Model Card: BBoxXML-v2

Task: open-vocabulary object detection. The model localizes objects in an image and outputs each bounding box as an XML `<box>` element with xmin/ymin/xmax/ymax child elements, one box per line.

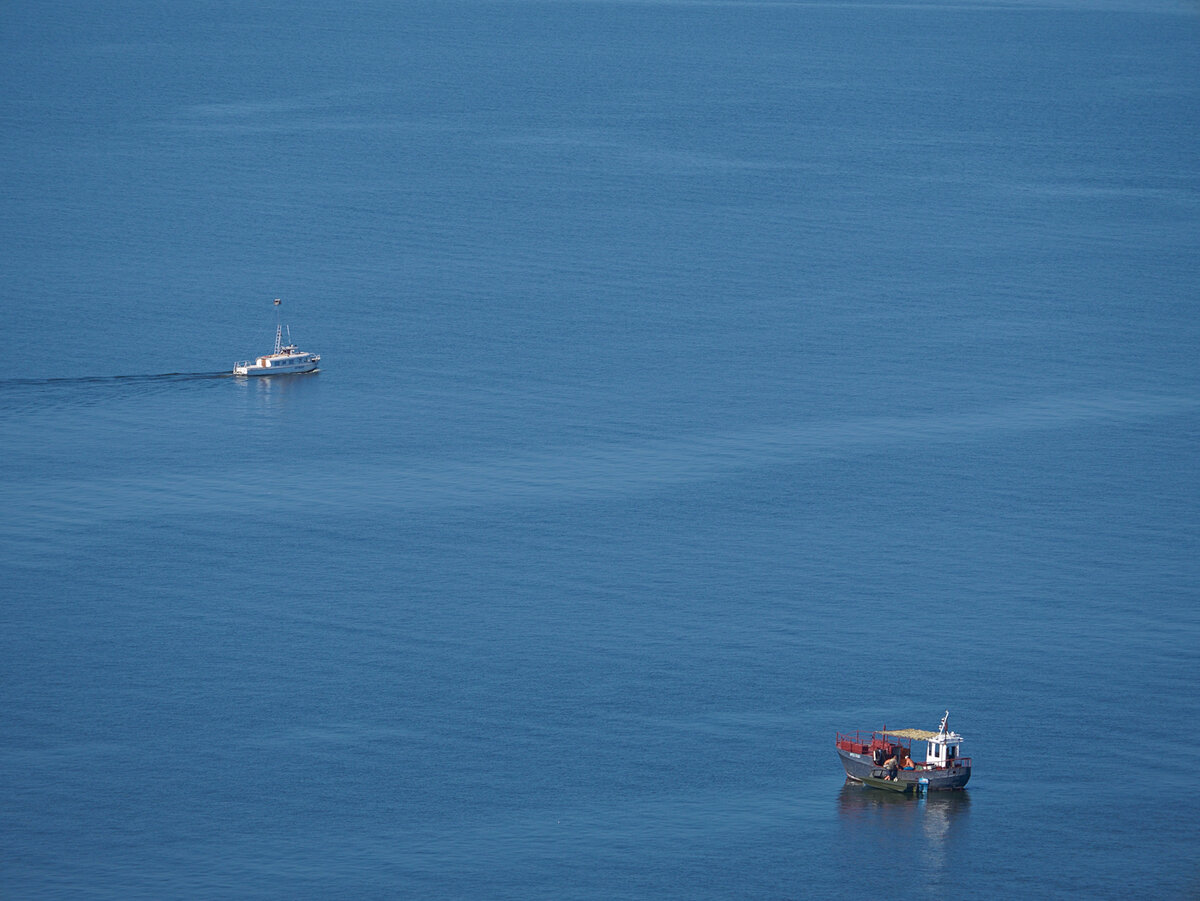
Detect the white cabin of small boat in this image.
<box><xmin>250</xmin><ymin>348</ymin><xmax>317</xmax><ymax>369</ymax></box>
<box><xmin>878</xmin><ymin>711</ymin><xmax>965</xmax><ymax>767</ymax></box>
<box><xmin>924</xmin><ymin>711</ymin><xmax>964</xmax><ymax>766</ymax></box>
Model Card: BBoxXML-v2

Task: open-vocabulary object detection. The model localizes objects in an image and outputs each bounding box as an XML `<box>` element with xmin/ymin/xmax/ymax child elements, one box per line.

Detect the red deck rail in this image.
<box><xmin>835</xmin><ymin>730</ymin><xmax>912</xmax><ymax>755</ymax></box>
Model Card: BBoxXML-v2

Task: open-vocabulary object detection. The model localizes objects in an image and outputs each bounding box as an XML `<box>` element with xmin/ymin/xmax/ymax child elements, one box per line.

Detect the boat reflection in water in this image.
<box><xmin>231</xmin><ymin>364</ymin><xmax>322</xmax><ymax>411</ymax></box>
<box><xmin>837</xmin><ymin>781</ymin><xmax>971</xmax><ymax>882</ymax></box>
<box><xmin>837</xmin><ymin>779</ymin><xmax>972</xmax><ymax>815</ymax></box>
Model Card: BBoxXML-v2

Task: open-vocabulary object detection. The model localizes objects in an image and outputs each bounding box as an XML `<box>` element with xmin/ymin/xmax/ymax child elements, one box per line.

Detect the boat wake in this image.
<box><xmin>0</xmin><ymin>371</ymin><xmax>234</xmax><ymax>415</ymax></box>
<box><xmin>0</xmin><ymin>372</ymin><xmax>232</xmax><ymax>388</ymax></box>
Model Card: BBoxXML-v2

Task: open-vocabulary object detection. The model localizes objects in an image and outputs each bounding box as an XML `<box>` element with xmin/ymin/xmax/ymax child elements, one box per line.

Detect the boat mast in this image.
<box><xmin>273</xmin><ymin>298</ymin><xmax>283</xmax><ymax>354</ymax></box>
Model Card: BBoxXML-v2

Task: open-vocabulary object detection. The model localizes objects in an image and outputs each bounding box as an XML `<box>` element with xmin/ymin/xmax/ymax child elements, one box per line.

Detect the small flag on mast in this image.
<box><xmin>274</xmin><ymin>298</ymin><xmax>281</xmax><ymax>305</ymax></box>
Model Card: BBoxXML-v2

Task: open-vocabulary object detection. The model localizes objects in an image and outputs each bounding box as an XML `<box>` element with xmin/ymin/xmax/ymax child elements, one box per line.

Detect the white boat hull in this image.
<box><xmin>233</xmin><ymin>361</ymin><xmax>319</xmax><ymax>376</ymax></box>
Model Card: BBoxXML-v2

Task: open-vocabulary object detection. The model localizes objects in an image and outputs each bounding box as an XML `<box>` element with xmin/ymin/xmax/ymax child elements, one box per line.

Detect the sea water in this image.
<box><xmin>2</xmin><ymin>1</ymin><xmax>1198</xmax><ymax>897</ymax></box>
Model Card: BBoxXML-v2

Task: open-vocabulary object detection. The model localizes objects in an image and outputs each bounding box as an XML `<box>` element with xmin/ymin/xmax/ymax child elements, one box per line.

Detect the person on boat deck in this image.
<box><xmin>883</xmin><ymin>755</ymin><xmax>899</xmax><ymax>779</ymax></box>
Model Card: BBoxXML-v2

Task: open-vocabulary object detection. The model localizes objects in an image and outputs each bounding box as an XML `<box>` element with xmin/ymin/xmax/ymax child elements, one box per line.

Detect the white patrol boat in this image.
<box><xmin>233</xmin><ymin>302</ymin><xmax>320</xmax><ymax>376</ymax></box>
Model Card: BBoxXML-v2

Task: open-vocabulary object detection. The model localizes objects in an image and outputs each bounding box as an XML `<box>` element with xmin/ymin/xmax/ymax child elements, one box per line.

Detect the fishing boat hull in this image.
<box><xmin>838</xmin><ymin>747</ymin><xmax>970</xmax><ymax>791</ymax></box>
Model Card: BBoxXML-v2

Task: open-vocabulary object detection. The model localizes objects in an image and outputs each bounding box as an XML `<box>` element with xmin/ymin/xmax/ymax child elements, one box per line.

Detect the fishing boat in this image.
<box><xmin>233</xmin><ymin>301</ymin><xmax>320</xmax><ymax>376</ymax></box>
<box><xmin>836</xmin><ymin>711</ymin><xmax>971</xmax><ymax>792</ymax></box>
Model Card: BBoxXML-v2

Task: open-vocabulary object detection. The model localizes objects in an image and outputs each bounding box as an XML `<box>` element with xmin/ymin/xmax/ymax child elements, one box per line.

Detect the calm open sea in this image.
<box><xmin>3</xmin><ymin>1</ymin><xmax>1198</xmax><ymax>897</ymax></box>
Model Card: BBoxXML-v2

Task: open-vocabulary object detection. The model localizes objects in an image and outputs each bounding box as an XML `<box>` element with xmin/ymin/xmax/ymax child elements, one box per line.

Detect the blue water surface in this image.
<box><xmin>2</xmin><ymin>1</ymin><xmax>1198</xmax><ymax>897</ymax></box>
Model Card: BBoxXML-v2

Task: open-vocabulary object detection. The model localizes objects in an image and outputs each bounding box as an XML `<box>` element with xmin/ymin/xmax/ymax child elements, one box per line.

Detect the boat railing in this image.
<box><xmin>836</xmin><ymin>730</ymin><xmax>909</xmax><ymax>745</ymax></box>
<box><xmin>909</xmin><ymin>756</ymin><xmax>971</xmax><ymax>769</ymax></box>
<box><xmin>836</xmin><ymin>730</ymin><xmax>879</xmax><ymax>744</ymax></box>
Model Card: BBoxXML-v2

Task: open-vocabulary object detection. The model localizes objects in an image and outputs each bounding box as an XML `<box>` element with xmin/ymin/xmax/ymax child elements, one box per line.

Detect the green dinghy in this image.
<box><xmin>861</xmin><ymin>768</ymin><xmax>926</xmax><ymax>794</ymax></box>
